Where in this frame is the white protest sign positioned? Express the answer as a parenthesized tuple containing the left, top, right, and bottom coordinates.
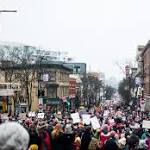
(28, 112, 36, 117)
(71, 113, 80, 124)
(28, 112, 32, 117)
(90, 116, 100, 130)
(38, 113, 45, 119)
(31, 112, 36, 117)
(82, 114, 91, 125)
(104, 110, 109, 117)
(142, 120, 150, 129)
(141, 104, 145, 112)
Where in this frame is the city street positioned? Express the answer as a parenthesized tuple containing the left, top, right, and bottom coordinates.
(0, 0, 150, 150)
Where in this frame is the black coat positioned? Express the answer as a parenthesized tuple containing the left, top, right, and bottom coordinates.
(51, 132, 64, 150)
(80, 131, 92, 150)
(63, 133, 75, 150)
(29, 130, 41, 148)
(103, 138, 119, 150)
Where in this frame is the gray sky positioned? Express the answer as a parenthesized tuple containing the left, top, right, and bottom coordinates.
(0, 0, 150, 81)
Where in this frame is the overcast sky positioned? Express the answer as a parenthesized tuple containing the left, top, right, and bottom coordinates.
(0, 0, 150, 81)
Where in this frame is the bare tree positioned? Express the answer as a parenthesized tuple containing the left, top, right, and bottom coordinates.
(0, 45, 38, 111)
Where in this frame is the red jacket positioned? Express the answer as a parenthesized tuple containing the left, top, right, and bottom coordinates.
(39, 131, 52, 150)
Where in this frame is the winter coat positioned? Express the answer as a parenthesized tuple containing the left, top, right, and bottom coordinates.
(29, 130, 41, 148)
(74, 136, 81, 150)
(103, 137, 119, 150)
(80, 131, 92, 150)
(63, 133, 75, 150)
(39, 130, 52, 150)
(88, 137, 100, 150)
(51, 132, 64, 150)
(146, 138, 150, 150)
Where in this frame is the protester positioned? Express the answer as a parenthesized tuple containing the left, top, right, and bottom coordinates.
(37, 121, 52, 150)
(80, 126, 92, 150)
(0, 98, 150, 150)
(74, 131, 81, 150)
(63, 124, 75, 150)
(51, 123, 64, 150)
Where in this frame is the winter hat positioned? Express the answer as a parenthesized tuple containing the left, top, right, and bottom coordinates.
(65, 124, 73, 134)
(0, 122, 29, 150)
(29, 144, 38, 150)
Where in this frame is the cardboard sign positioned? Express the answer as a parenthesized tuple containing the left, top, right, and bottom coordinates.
(142, 120, 150, 129)
(71, 113, 80, 124)
(38, 113, 45, 119)
(82, 114, 91, 125)
(90, 116, 100, 130)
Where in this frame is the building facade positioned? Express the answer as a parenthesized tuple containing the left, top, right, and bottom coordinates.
(141, 41, 150, 111)
(63, 63, 86, 78)
(0, 63, 72, 112)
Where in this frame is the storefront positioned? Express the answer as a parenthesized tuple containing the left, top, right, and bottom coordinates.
(43, 98, 62, 112)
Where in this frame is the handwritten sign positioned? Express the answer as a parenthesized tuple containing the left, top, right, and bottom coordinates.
(90, 116, 100, 130)
(82, 114, 91, 125)
(142, 120, 150, 129)
(38, 113, 45, 119)
(71, 113, 80, 124)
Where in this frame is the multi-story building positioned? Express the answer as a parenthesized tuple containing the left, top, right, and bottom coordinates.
(0, 62, 72, 112)
(63, 63, 86, 78)
(141, 41, 150, 111)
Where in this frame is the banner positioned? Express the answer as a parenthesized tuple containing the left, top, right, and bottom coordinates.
(82, 114, 91, 125)
(142, 120, 150, 129)
(38, 113, 45, 119)
(90, 116, 100, 130)
(71, 113, 80, 124)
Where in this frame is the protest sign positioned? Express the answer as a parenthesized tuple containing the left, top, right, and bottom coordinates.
(38, 113, 45, 119)
(141, 103, 145, 112)
(104, 110, 109, 117)
(142, 120, 150, 129)
(71, 112, 80, 124)
(90, 116, 100, 130)
(82, 114, 91, 125)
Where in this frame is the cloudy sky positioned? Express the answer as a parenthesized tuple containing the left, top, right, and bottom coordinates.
(0, 0, 150, 81)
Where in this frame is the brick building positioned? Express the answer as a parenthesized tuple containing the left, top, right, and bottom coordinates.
(141, 41, 150, 111)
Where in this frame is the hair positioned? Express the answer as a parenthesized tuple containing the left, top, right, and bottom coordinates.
(127, 134, 139, 149)
(51, 123, 63, 138)
(0, 122, 29, 150)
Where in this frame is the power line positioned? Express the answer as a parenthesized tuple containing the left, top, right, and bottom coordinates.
(0, 10, 17, 13)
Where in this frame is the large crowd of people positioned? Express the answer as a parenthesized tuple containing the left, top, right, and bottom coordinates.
(0, 102, 150, 150)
